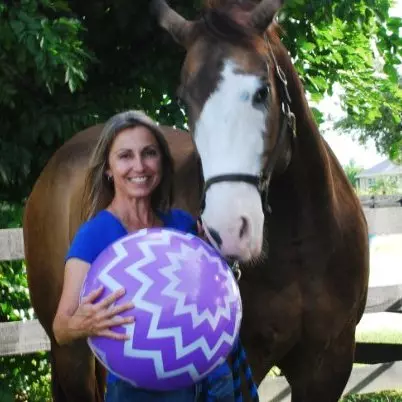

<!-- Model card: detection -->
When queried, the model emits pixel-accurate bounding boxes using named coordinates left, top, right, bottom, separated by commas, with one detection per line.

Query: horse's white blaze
left=195, top=60, right=266, bottom=260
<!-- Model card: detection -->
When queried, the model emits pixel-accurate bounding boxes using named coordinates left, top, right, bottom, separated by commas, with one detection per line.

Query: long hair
left=81, top=110, right=174, bottom=220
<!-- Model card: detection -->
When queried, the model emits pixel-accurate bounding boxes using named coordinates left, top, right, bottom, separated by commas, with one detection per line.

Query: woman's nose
left=132, top=156, right=145, bottom=171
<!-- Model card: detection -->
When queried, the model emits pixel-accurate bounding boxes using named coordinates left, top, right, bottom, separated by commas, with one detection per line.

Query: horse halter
left=199, top=38, right=296, bottom=215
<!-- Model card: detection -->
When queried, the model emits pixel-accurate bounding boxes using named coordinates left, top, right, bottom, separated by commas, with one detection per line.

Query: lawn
left=341, top=390, right=402, bottom=401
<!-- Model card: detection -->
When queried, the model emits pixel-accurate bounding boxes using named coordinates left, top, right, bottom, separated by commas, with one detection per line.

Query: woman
left=52, top=110, right=234, bottom=401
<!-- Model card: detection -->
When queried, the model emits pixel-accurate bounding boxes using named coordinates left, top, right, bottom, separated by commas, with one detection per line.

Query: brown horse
left=24, top=0, right=369, bottom=401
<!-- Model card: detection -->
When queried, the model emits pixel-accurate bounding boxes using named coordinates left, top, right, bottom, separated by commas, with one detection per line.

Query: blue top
left=66, top=209, right=198, bottom=263
left=66, top=208, right=230, bottom=385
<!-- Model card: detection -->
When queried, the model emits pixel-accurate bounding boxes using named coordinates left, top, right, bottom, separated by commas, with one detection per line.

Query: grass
left=355, top=313, right=402, bottom=345
left=341, top=390, right=402, bottom=401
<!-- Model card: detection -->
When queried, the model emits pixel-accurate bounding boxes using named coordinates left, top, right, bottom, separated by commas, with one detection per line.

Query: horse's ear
left=150, top=0, right=194, bottom=48
left=249, top=0, right=284, bottom=33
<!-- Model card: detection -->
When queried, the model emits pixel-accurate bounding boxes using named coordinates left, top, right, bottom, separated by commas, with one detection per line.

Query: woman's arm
left=52, top=258, right=134, bottom=345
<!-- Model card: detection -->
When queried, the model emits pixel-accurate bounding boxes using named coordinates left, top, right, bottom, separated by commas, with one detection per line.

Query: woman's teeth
left=129, top=177, right=148, bottom=183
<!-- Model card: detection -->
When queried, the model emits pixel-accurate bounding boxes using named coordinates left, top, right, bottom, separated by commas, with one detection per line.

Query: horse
left=23, top=0, right=369, bottom=401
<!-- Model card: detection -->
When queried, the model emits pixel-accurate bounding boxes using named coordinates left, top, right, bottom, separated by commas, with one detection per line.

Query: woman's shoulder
left=66, top=210, right=126, bottom=263
left=72, top=210, right=114, bottom=238
left=168, top=208, right=195, bottom=221
left=160, top=208, right=197, bottom=234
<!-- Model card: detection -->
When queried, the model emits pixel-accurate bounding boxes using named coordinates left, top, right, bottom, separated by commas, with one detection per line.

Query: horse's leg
left=279, top=325, right=355, bottom=402
left=50, top=349, right=67, bottom=402
left=51, top=340, right=105, bottom=402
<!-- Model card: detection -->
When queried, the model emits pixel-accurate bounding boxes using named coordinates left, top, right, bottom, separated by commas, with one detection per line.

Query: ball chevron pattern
left=81, top=228, right=242, bottom=391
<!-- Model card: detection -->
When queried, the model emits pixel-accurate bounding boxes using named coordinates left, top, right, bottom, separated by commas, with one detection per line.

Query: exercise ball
left=80, top=227, right=242, bottom=391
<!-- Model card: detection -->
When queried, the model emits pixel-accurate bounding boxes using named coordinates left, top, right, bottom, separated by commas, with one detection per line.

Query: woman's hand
left=71, top=286, right=134, bottom=340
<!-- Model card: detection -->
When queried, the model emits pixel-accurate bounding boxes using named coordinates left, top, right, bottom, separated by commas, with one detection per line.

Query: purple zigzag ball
left=80, top=227, right=243, bottom=391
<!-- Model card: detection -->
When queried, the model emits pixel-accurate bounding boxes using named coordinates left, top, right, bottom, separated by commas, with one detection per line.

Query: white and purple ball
left=80, top=227, right=242, bottom=391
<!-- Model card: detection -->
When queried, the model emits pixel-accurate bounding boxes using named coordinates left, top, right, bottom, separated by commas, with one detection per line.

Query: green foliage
left=282, top=0, right=402, bottom=161
left=2, top=1, right=89, bottom=96
left=368, top=176, right=400, bottom=195
left=341, top=390, right=402, bottom=401
left=0, top=259, right=31, bottom=322
left=343, top=159, right=364, bottom=189
left=0, top=0, right=92, bottom=202
left=0, top=203, right=51, bottom=401
left=0, top=353, right=51, bottom=402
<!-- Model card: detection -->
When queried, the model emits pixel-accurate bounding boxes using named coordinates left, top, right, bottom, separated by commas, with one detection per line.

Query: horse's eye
left=253, top=85, right=269, bottom=105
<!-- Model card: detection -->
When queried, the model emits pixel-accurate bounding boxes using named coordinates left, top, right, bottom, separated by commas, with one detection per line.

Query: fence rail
left=1, top=227, right=402, bottom=401
left=0, top=228, right=24, bottom=261
left=0, top=319, right=50, bottom=356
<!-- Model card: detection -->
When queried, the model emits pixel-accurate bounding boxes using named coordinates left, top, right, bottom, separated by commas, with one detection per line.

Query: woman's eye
left=119, top=153, right=131, bottom=159
left=143, top=149, right=158, bottom=157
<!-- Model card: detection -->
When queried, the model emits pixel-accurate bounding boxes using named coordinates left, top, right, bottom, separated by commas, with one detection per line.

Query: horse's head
left=152, top=0, right=293, bottom=262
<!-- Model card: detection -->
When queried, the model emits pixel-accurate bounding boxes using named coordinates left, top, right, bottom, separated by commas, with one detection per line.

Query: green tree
left=343, top=159, right=364, bottom=189
left=0, top=0, right=92, bottom=202
left=282, top=0, right=402, bottom=161
left=369, top=176, right=400, bottom=194
left=335, top=78, right=402, bottom=163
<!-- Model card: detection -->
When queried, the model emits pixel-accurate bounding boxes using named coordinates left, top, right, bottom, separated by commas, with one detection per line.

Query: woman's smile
left=128, top=176, right=150, bottom=184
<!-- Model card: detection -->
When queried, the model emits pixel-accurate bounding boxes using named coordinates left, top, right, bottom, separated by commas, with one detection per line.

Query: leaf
left=387, top=17, right=402, bottom=31
left=9, top=20, right=24, bottom=37
left=383, top=63, right=399, bottom=84
left=309, top=75, right=328, bottom=92
left=311, top=107, right=325, bottom=124
left=310, top=91, right=324, bottom=103
left=301, top=41, right=316, bottom=52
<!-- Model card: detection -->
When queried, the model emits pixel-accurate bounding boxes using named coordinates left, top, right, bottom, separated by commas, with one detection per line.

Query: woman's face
left=106, top=126, right=162, bottom=200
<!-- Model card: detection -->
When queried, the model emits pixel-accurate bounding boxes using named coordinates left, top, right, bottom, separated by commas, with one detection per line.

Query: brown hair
left=81, top=110, right=174, bottom=220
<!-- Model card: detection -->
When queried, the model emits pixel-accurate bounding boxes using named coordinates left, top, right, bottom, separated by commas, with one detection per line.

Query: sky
left=319, top=0, right=401, bottom=169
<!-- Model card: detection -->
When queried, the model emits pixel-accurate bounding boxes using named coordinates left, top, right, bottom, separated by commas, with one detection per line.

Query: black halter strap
left=203, top=174, right=260, bottom=196
left=200, top=38, right=296, bottom=214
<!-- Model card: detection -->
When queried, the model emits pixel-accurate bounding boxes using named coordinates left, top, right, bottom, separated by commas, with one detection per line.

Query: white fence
left=364, top=207, right=402, bottom=235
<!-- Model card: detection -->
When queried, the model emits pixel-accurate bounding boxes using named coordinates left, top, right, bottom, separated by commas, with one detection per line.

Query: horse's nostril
left=207, top=227, right=222, bottom=248
left=239, top=216, right=249, bottom=239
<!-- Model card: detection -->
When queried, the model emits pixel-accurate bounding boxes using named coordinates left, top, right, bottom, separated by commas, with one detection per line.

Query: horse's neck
left=287, top=66, right=338, bottom=208
left=266, top=87, right=342, bottom=249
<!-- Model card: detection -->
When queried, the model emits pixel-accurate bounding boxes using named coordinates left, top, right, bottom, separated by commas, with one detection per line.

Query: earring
left=107, top=175, right=113, bottom=182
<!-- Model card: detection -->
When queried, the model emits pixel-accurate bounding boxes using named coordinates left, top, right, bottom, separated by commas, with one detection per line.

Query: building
left=357, top=159, right=402, bottom=193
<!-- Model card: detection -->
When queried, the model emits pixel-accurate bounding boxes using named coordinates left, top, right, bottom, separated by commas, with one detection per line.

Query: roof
left=357, top=160, right=402, bottom=178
